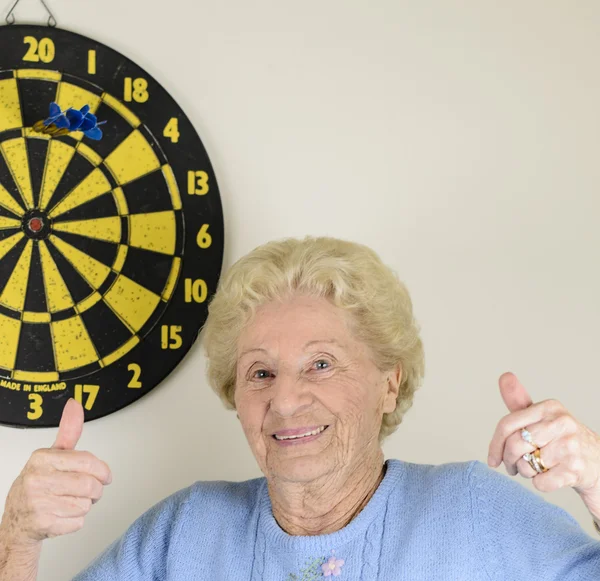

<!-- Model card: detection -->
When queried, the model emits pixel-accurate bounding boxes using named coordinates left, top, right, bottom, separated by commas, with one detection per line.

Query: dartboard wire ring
left=0, top=69, right=184, bottom=382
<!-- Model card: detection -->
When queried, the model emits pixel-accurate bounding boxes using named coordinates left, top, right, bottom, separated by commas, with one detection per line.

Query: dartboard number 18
left=0, top=25, right=224, bottom=428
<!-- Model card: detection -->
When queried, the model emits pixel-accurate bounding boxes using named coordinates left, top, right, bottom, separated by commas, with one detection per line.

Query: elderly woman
left=1, top=236, right=600, bottom=581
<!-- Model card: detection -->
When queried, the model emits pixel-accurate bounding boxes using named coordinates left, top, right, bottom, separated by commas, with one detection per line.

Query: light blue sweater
left=71, top=459, right=600, bottom=580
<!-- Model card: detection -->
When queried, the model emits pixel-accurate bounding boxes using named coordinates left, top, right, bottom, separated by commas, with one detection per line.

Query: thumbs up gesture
left=487, top=372, right=600, bottom=520
left=0, top=398, right=112, bottom=547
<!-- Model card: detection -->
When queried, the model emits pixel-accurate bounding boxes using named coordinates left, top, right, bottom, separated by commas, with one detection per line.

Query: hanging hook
left=5, top=0, right=19, bottom=25
left=5, top=0, right=57, bottom=26
left=39, top=0, right=56, bottom=26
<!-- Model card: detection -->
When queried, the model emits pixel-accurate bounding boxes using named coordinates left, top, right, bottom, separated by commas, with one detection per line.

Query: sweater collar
left=257, top=458, right=404, bottom=552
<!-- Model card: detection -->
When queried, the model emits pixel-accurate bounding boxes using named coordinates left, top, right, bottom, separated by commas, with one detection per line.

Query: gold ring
left=533, top=448, right=549, bottom=472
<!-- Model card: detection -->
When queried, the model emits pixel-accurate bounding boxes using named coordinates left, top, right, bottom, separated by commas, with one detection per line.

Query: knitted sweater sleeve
left=70, top=486, right=192, bottom=581
left=468, top=460, right=600, bottom=581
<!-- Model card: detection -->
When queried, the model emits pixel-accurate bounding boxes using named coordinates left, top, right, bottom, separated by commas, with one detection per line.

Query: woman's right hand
left=0, top=398, right=113, bottom=548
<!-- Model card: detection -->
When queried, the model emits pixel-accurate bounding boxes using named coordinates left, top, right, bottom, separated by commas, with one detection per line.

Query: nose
left=269, top=371, right=312, bottom=418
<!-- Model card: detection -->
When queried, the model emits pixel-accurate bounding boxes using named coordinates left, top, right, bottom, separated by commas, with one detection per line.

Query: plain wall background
left=1, top=1, right=599, bottom=578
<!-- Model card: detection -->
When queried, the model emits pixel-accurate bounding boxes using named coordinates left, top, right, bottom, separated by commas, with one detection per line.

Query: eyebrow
left=237, top=339, right=343, bottom=360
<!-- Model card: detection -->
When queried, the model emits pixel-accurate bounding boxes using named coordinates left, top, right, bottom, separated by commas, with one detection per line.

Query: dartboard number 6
left=196, top=224, right=212, bottom=248
left=23, top=36, right=55, bottom=63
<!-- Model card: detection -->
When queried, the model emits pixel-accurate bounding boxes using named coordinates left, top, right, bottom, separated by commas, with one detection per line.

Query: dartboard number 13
left=0, top=25, right=224, bottom=427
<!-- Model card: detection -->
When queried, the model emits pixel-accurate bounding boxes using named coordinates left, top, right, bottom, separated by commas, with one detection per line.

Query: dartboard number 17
left=0, top=25, right=224, bottom=427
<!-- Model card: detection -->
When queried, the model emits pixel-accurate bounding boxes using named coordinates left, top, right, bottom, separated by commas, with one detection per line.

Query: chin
left=268, top=455, right=335, bottom=483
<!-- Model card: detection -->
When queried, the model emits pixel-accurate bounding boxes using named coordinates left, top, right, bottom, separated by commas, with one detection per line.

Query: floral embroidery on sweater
left=286, top=551, right=345, bottom=580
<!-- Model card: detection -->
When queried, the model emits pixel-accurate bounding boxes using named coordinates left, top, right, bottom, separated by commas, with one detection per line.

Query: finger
left=502, top=430, right=537, bottom=476
left=499, top=372, right=533, bottom=413
left=506, top=414, right=580, bottom=474
left=47, top=495, right=93, bottom=519
left=44, top=471, right=105, bottom=501
left=44, top=449, right=112, bottom=486
left=501, top=419, right=557, bottom=475
left=52, top=398, right=84, bottom=451
left=516, top=455, right=538, bottom=479
left=530, top=463, right=576, bottom=493
left=488, top=399, right=563, bottom=466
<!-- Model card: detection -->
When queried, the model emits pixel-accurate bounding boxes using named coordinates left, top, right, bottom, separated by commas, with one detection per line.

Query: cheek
left=324, top=380, right=369, bottom=422
left=236, top=395, right=266, bottom=437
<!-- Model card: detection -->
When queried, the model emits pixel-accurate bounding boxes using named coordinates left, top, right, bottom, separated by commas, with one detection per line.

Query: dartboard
left=0, top=25, right=224, bottom=428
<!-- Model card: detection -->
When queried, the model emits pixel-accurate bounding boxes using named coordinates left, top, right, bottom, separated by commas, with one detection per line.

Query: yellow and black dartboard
left=0, top=25, right=224, bottom=428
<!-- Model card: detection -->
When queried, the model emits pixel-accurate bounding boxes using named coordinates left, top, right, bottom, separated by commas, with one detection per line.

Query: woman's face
left=234, top=294, right=400, bottom=484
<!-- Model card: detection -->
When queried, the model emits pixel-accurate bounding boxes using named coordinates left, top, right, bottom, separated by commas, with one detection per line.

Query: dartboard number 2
left=124, top=77, right=149, bottom=103
left=188, top=171, right=209, bottom=195
left=23, top=36, right=55, bottom=63
left=161, top=325, right=183, bottom=350
left=74, top=384, right=99, bottom=411
left=128, top=364, right=143, bottom=388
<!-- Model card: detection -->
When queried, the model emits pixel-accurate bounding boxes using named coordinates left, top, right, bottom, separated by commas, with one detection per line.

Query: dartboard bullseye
left=0, top=25, right=224, bottom=428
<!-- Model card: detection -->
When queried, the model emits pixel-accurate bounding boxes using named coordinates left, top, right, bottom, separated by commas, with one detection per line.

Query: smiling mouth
left=272, top=425, right=329, bottom=441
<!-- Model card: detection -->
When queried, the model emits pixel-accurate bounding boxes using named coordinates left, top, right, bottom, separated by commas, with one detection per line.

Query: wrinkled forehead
left=235, top=297, right=367, bottom=369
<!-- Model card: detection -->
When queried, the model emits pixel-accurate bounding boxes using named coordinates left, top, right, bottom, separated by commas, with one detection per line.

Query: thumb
left=52, top=398, right=84, bottom=450
left=499, top=371, right=533, bottom=413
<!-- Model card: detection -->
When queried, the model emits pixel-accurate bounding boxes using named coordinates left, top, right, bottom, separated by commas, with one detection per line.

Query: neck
left=267, top=450, right=386, bottom=536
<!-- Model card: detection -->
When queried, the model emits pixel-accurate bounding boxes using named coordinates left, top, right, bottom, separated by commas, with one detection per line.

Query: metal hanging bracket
left=5, top=0, right=57, bottom=27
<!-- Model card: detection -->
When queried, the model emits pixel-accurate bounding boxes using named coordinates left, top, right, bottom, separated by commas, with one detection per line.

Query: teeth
left=275, top=426, right=326, bottom=440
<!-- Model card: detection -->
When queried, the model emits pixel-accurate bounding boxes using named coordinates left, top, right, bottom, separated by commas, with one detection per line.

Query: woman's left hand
left=487, top=372, right=600, bottom=519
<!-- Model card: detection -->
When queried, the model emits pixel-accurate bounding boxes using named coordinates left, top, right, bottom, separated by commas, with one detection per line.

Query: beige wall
left=1, top=1, right=599, bottom=578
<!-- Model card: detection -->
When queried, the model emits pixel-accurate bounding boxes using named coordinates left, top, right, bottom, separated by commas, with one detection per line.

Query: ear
left=383, top=363, right=402, bottom=414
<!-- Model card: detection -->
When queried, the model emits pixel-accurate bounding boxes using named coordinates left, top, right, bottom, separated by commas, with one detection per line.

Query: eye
left=251, top=369, right=272, bottom=380
left=313, top=359, right=331, bottom=371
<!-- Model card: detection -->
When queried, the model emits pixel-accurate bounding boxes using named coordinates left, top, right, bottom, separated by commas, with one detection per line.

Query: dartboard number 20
left=0, top=25, right=224, bottom=427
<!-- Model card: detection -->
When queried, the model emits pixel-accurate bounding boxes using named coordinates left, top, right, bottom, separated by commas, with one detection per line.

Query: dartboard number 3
left=23, top=36, right=55, bottom=63
left=124, top=77, right=149, bottom=103
left=188, top=171, right=209, bottom=195
left=27, top=394, right=43, bottom=420
left=74, top=384, right=99, bottom=411
left=128, top=364, right=143, bottom=388
left=161, top=325, right=183, bottom=350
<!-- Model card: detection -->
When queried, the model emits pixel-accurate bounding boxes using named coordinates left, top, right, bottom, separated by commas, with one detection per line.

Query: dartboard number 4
left=124, top=77, right=149, bottom=103
left=23, top=36, right=55, bottom=63
left=161, top=325, right=183, bottom=350
left=164, top=118, right=180, bottom=143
